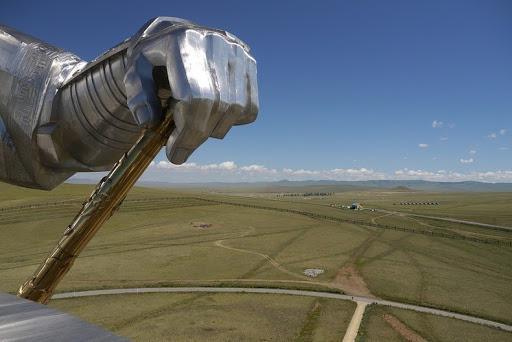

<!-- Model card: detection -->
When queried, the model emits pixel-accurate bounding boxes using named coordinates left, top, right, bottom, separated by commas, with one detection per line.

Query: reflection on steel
left=0, top=17, right=258, bottom=190
left=18, top=112, right=175, bottom=304
left=0, top=292, right=126, bottom=341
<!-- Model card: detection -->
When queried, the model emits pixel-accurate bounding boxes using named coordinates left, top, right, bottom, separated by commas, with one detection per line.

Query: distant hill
left=68, top=177, right=512, bottom=192
left=391, top=186, right=415, bottom=191
left=118, top=179, right=512, bottom=193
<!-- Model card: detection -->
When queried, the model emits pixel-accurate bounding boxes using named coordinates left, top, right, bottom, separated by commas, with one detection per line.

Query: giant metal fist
left=0, top=17, right=258, bottom=189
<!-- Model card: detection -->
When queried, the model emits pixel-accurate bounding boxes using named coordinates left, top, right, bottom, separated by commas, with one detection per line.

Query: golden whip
left=17, top=111, right=175, bottom=304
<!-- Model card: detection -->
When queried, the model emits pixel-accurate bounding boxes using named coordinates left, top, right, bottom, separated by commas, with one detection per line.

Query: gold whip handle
left=17, top=112, right=174, bottom=304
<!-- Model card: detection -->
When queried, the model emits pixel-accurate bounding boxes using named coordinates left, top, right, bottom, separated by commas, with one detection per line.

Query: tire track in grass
left=109, top=293, right=209, bottom=331
left=370, top=213, right=393, bottom=225
left=296, top=299, right=323, bottom=341
left=368, top=231, right=444, bottom=338
left=241, top=228, right=312, bottom=279
left=401, top=249, right=435, bottom=337
left=383, top=314, right=427, bottom=342
left=215, top=239, right=308, bottom=280
left=331, top=228, right=382, bottom=297
left=397, top=239, right=512, bottom=282
left=357, top=233, right=412, bottom=266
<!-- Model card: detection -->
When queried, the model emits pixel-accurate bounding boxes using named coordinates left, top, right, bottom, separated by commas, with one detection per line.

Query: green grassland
left=1, top=182, right=511, bottom=340
left=259, top=190, right=512, bottom=226
left=50, top=293, right=356, bottom=341
left=357, top=304, right=512, bottom=342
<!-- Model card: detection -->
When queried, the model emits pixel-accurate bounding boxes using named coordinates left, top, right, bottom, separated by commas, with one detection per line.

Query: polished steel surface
left=0, top=292, right=126, bottom=341
left=0, top=25, right=85, bottom=189
left=0, top=17, right=258, bottom=189
left=18, top=111, right=175, bottom=304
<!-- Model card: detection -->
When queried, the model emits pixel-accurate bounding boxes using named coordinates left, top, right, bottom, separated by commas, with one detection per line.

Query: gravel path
left=342, top=301, right=368, bottom=342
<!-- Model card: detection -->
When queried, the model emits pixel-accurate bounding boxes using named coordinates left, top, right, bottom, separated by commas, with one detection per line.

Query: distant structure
left=277, top=192, right=334, bottom=197
left=303, top=268, right=324, bottom=278
left=395, top=201, right=439, bottom=206
left=350, top=202, right=362, bottom=210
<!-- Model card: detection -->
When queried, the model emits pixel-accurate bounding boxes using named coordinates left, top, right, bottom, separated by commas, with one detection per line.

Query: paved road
left=374, top=209, right=512, bottom=231
left=53, top=287, right=512, bottom=333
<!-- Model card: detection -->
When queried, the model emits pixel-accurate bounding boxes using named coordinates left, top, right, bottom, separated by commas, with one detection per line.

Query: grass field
left=50, top=293, right=356, bottom=341
left=259, top=190, right=512, bottom=227
left=1, top=182, right=511, bottom=340
left=357, top=304, right=512, bottom=342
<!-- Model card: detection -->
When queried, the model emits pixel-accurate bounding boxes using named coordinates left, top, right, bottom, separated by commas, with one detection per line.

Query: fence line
left=1, top=196, right=510, bottom=247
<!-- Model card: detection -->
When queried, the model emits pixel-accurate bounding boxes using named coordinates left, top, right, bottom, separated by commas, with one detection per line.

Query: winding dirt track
left=53, top=286, right=512, bottom=333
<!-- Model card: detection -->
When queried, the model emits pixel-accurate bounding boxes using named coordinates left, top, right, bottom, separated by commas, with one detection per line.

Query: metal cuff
left=0, top=25, right=85, bottom=189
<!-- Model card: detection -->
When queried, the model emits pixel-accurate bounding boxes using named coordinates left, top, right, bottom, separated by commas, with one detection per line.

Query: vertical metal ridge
left=101, top=61, right=127, bottom=107
left=92, top=62, right=138, bottom=127
left=108, top=56, right=128, bottom=99
left=90, top=71, right=139, bottom=128
left=85, top=72, right=138, bottom=134
left=71, top=82, right=127, bottom=149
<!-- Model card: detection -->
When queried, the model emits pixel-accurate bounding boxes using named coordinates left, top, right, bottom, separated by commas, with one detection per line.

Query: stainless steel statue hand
left=0, top=17, right=258, bottom=190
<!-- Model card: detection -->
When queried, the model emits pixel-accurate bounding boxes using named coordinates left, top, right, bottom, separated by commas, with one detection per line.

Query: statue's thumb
left=123, top=53, right=161, bottom=128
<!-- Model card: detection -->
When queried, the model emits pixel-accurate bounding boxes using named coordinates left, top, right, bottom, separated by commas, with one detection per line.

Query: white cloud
left=469, top=150, right=477, bottom=155
left=500, top=129, right=507, bottom=136
left=284, top=168, right=320, bottom=176
left=240, top=164, right=277, bottom=174
left=488, top=132, right=497, bottom=139
left=418, top=143, right=429, bottom=148
left=142, top=161, right=388, bottom=182
left=440, top=137, right=448, bottom=141
left=217, top=161, right=238, bottom=170
left=392, top=168, right=512, bottom=182
left=499, top=147, right=509, bottom=151
left=74, top=160, right=512, bottom=184
left=155, top=160, right=238, bottom=171
left=432, top=120, right=443, bottom=128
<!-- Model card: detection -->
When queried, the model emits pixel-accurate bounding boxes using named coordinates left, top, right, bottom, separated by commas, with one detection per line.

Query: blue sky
left=2, top=0, right=511, bottom=182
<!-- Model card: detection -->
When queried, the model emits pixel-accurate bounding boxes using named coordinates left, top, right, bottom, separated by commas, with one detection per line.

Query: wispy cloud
left=155, top=160, right=238, bottom=171
left=418, top=143, right=429, bottom=148
left=440, top=137, right=448, bottom=141
left=488, top=132, right=497, bottom=139
left=460, top=158, right=474, bottom=164
left=500, top=129, right=507, bottom=136
left=74, top=161, right=512, bottom=183
left=143, top=161, right=385, bottom=182
left=432, top=120, right=443, bottom=128
left=240, top=164, right=277, bottom=173
left=393, top=169, right=512, bottom=182
left=469, top=150, right=477, bottom=155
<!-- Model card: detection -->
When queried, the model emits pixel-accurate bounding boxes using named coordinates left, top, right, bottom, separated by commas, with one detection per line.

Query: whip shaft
left=18, top=112, right=174, bottom=304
